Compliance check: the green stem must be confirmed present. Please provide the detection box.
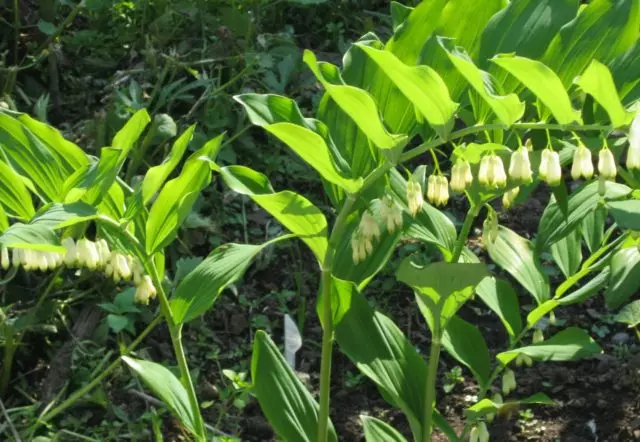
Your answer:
[148,263,206,440]
[35,315,162,428]
[317,194,357,442]
[422,331,441,442]
[451,205,480,263]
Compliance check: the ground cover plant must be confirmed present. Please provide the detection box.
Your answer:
[1,0,640,441]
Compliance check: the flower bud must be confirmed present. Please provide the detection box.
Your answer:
[427,174,437,205]
[1,247,9,270]
[502,368,516,395]
[450,160,473,193]
[379,196,403,233]
[437,176,449,206]
[533,329,544,344]
[598,148,617,180]
[359,212,381,241]
[515,353,533,367]
[509,145,533,184]
[62,238,77,267]
[571,145,594,180]
[406,180,423,217]
[502,187,520,209]
[539,149,562,186]
[135,275,157,305]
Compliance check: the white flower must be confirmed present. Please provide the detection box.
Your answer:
[509,145,533,184]
[479,154,506,188]
[628,113,640,170]
[627,145,640,170]
[502,187,520,209]
[131,258,145,285]
[502,368,516,395]
[427,175,449,206]
[12,248,24,268]
[62,238,78,267]
[76,239,98,269]
[406,180,423,217]
[598,148,617,180]
[44,252,61,270]
[533,329,544,344]
[359,212,380,241]
[37,252,49,272]
[571,145,594,180]
[450,160,473,193]
[379,196,403,234]
[135,275,157,305]
[96,239,110,267]
[109,251,132,282]
[1,247,9,270]
[539,149,562,186]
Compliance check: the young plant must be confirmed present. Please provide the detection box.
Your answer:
[199,0,640,441]
[0,107,228,440]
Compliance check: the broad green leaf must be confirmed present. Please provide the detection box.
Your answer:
[252,331,338,442]
[497,327,601,366]
[65,147,120,206]
[356,44,458,139]
[610,41,640,104]
[390,2,413,33]
[581,205,606,253]
[235,94,360,192]
[541,0,640,89]
[112,108,151,162]
[491,55,581,124]
[316,276,355,328]
[220,165,328,263]
[442,315,491,388]
[171,238,288,324]
[479,0,580,67]
[334,288,459,441]
[0,113,66,201]
[576,60,634,128]
[142,125,194,204]
[466,393,554,420]
[605,247,640,309]
[439,38,524,126]
[122,356,197,436]
[551,229,582,278]
[30,202,98,229]
[487,226,550,304]
[0,204,8,232]
[303,50,407,150]
[145,134,223,254]
[526,300,559,328]
[397,260,489,327]
[385,0,447,65]
[0,223,64,253]
[475,277,522,340]
[0,160,35,220]
[537,181,631,252]
[607,200,640,231]
[362,416,407,442]
[558,268,609,306]
[615,300,640,327]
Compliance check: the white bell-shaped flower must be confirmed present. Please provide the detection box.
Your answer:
[379,196,403,234]
[450,160,473,193]
[12,248,24,268]
[571,145,594,180]
[508,145,533,184]
[539,149,562,186]
[131,258,145,285]
[359,212,381,241]
[406,180,423,217]
[62,238,77,267]
[479,154,506,188]
[135,275,157,305]
[502,187,520,209]
[96,239,110,267]
[502,368,516,395]
[598,148,617,180]
[1,247,9,270]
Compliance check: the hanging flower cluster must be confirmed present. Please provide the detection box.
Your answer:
[351,197,403,264]
[450,159,473,193]
[2,238,156,304]
[427,174,449,207]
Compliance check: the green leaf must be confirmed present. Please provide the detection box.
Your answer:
[0,160,35,220]
[362,416,407,442]
[316,276,354,328]
[142,125,194,204]
[252,331,338,442]
[536,181,631,252]
[479,0,580,67]
[145,134,223,254]
[551,229,582,278]
[491,55,581,124]
[607,200,640,231]
[30,202,98,230]
[38,20,56,35]
[355,44,458,139]
[576,60,634,128]
[466,393,555,420]
[605,247,640,309]
[397,260,489,327]
[303,50,407,150]
[235,94,361,192]
[385,0,446,65]
[487,226,550,304]
[615,300,640,328]
[559,268,609,306]
[390,2,413,33]
[442,315,491,388]
[122,356,198,436]
[107,314,129,333]
[541,0,640,89]
[0,223,64,252]
[439,38,524,126]
[475,277,522,340]
[581,205,606,253]
[220,165,328,263]
[610,41,640,105]
[526,300,559,328]
[171,240,283,324]
[497,327,602,366]
[112,108,151,161]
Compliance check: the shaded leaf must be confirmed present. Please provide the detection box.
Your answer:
[605,247,640,309]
